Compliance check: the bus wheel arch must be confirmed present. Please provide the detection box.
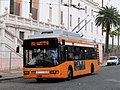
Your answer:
[91,63,94,74]
[67,65,73,80]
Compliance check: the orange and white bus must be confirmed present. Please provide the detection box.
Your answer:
[23,29,100,81]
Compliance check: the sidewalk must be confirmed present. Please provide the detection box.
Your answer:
[0,70,23,81]
[100,62,107,67]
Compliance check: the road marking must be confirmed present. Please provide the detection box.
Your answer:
[106,79,120,83]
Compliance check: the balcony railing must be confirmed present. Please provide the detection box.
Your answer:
[1,14,65,30]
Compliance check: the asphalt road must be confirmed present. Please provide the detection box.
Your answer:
[0,65,120,90]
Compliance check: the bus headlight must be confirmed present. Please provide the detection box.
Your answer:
[50,70,59,74]
[24,71,29,75]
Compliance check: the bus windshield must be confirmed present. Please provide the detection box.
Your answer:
[24,48,59,67]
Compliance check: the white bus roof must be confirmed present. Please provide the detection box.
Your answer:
[28,29,95,43]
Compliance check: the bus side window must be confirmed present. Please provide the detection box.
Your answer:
[74,47,80,60]
[80,47,85,60]
[84,48,88,60]
[68,53,74,60]
[92,48,97,59]
[87,48,97,59]
[59,46,67,63]
[68,46,74,60]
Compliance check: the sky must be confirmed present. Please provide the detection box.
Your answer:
[108,0,120,11]
[96,0,120,11]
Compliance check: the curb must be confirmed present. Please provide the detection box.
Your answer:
[0,76,23,81]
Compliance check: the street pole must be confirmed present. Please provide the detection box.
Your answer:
[118,31,119,57]
[102,0,103,7]
[68,0,70,30]
[58,0,61,26]
[9,51,12,72]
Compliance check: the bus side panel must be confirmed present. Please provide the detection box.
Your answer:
[85,60,100,73]
[23,61,74,79]
[73,60,100,77]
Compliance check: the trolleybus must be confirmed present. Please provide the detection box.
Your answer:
[22,29,100,81]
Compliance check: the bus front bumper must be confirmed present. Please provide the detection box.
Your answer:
[23,70,67,79]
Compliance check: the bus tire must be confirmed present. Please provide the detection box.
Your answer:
[67,66,73,81]
[91,64,94,74]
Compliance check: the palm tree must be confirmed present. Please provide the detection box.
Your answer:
[110,31,116,49]
[115,27,120,56]
[95,6,120,54]
[109,30,117,55]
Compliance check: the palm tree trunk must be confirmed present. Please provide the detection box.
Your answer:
[118,32,119,57]
[112,37,114,55]
[105,25,110,54]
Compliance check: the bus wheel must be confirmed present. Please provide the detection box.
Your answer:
[67,67,73,80]
[91,64,94,74]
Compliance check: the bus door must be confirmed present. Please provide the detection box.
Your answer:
[58,45,67,63]
[74,46,85,71]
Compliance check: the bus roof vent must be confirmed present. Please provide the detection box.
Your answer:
[41,31,53,34]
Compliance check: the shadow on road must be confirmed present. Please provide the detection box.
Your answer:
[27,78,66,83]
[25,73,98,84]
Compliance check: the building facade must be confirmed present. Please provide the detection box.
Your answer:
[0,0,104,71]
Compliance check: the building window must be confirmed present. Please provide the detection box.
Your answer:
[78,18,80,29]
[30,0,32,13]
[15,2,20,15]
[97,27,98,34]
[70,14,72,27]
[70,0,72,5]
[85,20,87,31]
[61,0,63,4]
[91,9,93,16]
[85,6,87,14]
[19,31,24,40]
[10,0,14,14]
[32,8,38,20]
[29,0,38,20]
[78,3,80,9]
[49,7,52,22]
[91,22,93,32]
[10,0,21,15]
[60,11,64,25]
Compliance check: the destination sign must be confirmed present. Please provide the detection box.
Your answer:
[23,38,58,49]
[31,41,49,46]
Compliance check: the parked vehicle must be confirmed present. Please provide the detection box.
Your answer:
[107,56,119,65]
[118,57,120,64]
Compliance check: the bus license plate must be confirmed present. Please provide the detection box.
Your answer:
[37,74,42,78]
